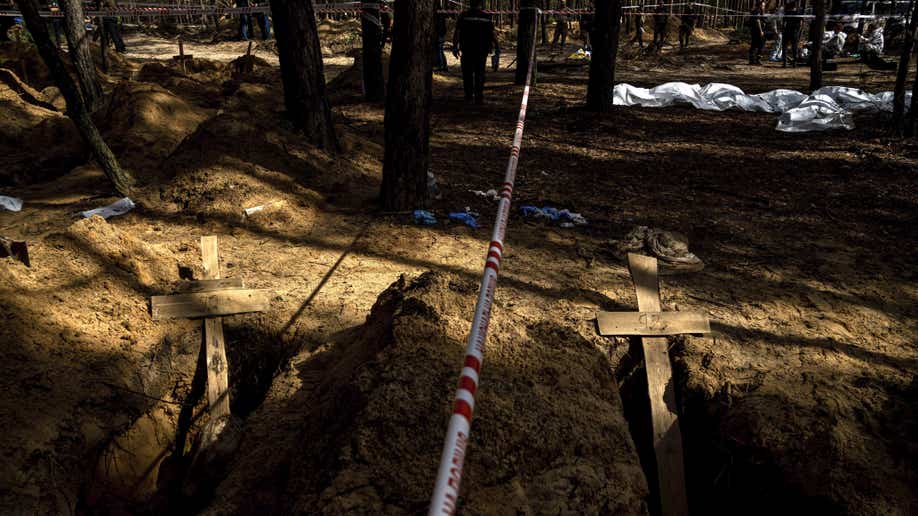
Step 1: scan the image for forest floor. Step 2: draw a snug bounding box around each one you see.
[0,20,916,516]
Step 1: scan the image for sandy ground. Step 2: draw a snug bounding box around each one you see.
[0,22,916,516]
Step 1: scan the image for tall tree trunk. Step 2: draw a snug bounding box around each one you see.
[270,0,338,150]
[910,48,918,136]
[361,1,385,101]
[809,0,825,92]
[540,0,548,44]
[586,0,622,111]
[380,0,434,210]
[516,0,538,84]
[893,0,918,129]
[15,0,133,196]
[59,0,102,110]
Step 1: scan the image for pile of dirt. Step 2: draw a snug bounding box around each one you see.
[316,18,362,55]
[154,109,325,235]
[0,215,188,514]
[0,68,85,185]
[206,272,649,514]
[0,40,132,92]
[94,82,209,173]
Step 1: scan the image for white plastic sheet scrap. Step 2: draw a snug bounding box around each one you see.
[81,197,136,219]
[612,82,909,132]
[0,195,23,212]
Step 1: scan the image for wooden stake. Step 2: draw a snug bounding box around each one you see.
[628,253,689,516]
[201,235,230,419]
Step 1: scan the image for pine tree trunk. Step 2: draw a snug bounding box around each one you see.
[586,0,622,111]
[380,0,434,211]
[809,0,825,92]
[15,0,133,196]
[910,55,918,136]
[270,0,338,150]
[893,0,917,129]
[540,0,548,44]
[516,0,538,85]
[59,0,102,110]
[361,1,385,101]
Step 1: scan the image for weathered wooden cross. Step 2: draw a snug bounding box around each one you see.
[150,236,269,421]
[596,253,712,516]
[173,39,193,74]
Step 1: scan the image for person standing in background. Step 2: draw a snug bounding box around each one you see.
[748,0,765,64]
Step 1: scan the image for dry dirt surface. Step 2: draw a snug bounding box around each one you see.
[0,25,916,516]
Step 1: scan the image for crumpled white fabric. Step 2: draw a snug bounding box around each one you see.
[613,82,911,132]
[81,197,136,219]
[0,195,23,212]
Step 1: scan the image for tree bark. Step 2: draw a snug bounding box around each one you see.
[809,0,825,92]
[516,0,539,85]
[910,51,918,136]
[380,0,434,210]
[15,0,133,196]
[270,0,338,150]
[586,0,622,111]
[893,0,918,129]
[361,1,385,101]
[540,0,548,44]
[59,0,102,110]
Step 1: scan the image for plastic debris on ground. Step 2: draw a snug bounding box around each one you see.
[0,196,23,212]
[520,205,588,227]
[470,189,499,201]
[612,82,911,132]
[614,226,704,274]
[449,207,480,228]
[413,210,437,226]
[81,197,136,219]
[568,48,592,61]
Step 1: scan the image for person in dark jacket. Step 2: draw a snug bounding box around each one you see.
[652,0,668,51]
[748,0,765,64]
[452,0,497,103]
[782,1,802,67]
[435,11,448,71]
[98,0,126,52]
[678,4,696,50]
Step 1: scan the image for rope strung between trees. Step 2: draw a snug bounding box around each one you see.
[426,14,538,516]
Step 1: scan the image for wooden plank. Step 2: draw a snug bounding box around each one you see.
[627,253,689,516]
[597,311,711,336]
[183,277,244,293]
[150,289,270,320]
[201,235,230,419]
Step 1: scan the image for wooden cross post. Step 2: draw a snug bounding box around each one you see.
[173,38,193,74]
[597,253,712,516]
[151,236,269,420]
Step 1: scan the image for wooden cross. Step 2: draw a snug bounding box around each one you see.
[172,38,193,74]
[597,253,712,516]
[150,236,269,420]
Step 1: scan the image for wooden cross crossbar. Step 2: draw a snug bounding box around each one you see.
[150,236,268,420]
[596,253,712,516]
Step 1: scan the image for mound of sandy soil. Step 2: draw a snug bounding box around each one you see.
[155,109,324,235]
[0,41,132,91]
[0,215,189,515]
[94,82,209,173]
[0,69,85,185]
[205,272,649,515]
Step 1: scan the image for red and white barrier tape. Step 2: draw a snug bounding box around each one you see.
[427,17,538,516]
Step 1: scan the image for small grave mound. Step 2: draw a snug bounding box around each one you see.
[208,272,649,514]
[95,82,209,172]
[0,68,84,185]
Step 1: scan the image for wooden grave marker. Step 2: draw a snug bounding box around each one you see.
[597,253,713,516]
[173,39,193,73]
[150,236,268,420]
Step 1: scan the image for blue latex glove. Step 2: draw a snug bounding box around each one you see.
[413,210,437,226]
